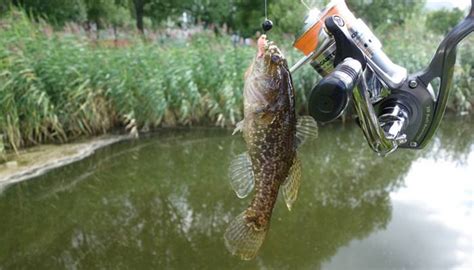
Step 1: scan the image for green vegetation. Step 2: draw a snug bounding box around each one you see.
[348,0,425,29]
[0,1,472,154]
[0,10,317,152]
[4,0,427,37]
[426,8,465,35]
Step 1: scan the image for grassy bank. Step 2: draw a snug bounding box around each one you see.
[0,10,472,156]
[0,11,317,154]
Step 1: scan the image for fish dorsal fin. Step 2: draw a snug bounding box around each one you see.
[229,152,255,198]
[282,155,302,211]
[296,116,318,148]
[224,211,267,260]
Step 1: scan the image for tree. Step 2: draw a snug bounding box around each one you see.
[109,4,132,40]
[228,0,325,37]
[230,0,263,37]
[346,0,425,29]
[185,0,232,26]
[0,0,9,16]
[269,0,326,35]
[130,0,145,33]
[426,8,465,35]
[12,0,87,26]
[129,0,191,33]
[83,0,116,38]
[84,0,114,27]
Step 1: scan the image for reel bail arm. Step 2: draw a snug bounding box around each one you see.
[413,2,474,148]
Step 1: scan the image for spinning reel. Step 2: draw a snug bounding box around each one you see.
[290,0,474,156]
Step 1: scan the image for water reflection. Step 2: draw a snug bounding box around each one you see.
[0,118,472,269]
[323,116,474,270]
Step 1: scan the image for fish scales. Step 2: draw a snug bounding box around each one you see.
[244,61,296,230]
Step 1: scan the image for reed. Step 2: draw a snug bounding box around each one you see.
[0,10,317,152]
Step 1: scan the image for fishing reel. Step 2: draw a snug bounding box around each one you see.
[290,0,474,156]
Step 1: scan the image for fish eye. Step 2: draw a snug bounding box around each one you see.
[271,54,281,63]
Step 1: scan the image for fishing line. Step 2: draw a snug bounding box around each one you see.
[261,0,273,33]
[300,0,310,11]
[264,0,268,19]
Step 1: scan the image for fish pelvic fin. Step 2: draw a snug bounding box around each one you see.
[282,155,302,211]
[296,116,318,148]
[224,211,267,260]
[229,152,255,198]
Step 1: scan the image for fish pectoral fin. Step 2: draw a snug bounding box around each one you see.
[282,155,302,211]
[296,116,318,148]
[224,211,267,260]
[229,152,255,198]
[232,120,244,135]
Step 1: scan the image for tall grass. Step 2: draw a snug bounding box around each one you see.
[0,10,317,152]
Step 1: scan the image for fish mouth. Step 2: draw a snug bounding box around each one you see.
[257,35,267,58]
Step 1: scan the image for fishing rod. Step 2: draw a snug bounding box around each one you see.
[285,0,474,156]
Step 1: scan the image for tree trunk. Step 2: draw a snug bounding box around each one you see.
[95,19,100,40]
[134,0,145,34]
[113,25,118,47]
[84,21,92,39]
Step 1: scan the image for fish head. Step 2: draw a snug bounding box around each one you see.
[244,35,290,119]
[255,35,287,77]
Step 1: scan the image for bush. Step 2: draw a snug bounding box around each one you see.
[347,0,425,29]
[426,8,465,35]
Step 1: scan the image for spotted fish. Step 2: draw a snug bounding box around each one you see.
[224,35,318,260]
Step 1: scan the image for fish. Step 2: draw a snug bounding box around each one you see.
[224,35,318,260]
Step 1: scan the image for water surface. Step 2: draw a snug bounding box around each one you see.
[1,117,473,269]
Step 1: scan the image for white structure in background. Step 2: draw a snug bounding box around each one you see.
[181,12,189,29]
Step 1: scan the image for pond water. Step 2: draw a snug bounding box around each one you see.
[0,116,473,269]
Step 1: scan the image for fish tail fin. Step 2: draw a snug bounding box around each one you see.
[224,211,267,260]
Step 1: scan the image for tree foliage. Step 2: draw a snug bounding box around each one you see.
[425,8,465,35]
[0,0,9,16]
[268,1,307,36]
[12,0,86,25]
[83,0,115,28]
[5,0,432,36]
[346,0,425,29]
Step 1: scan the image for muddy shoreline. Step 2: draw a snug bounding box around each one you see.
[0,135,132,190]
